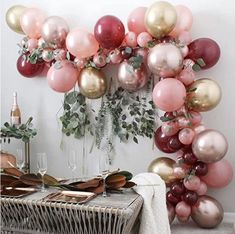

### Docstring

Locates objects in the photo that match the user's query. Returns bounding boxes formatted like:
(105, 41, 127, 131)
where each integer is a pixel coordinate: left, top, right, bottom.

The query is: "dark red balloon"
(168, 135, 183, 151)
(187, 38, 220, 69)
(17, 54, 45, 78)
(183, 191, 198, 205)
(170, 181, 186, 197)
(182, 150, 198, 165)
(193, 161, 208, 176)
(166, 191, 181, 205)
(154, 127, 175, 153)
(94, 15, 125, 49)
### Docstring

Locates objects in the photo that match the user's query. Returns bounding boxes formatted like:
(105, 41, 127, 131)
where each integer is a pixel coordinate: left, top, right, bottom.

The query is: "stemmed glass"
(37, 153, 47, 192)
(16, 149, 24, 171)
(68, 150, 77, 182)
(99, 154, 110, 197)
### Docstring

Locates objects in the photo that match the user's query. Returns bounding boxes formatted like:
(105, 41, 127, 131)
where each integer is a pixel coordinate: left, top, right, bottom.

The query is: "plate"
(42, 190, 96, 204)
(0, 188, 36, 198)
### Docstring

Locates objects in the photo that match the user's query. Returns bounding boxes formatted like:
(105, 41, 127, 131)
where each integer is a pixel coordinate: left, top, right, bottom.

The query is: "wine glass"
(37, 153, 47, 192)
(68, 150, 77, 182)
(16, 149, 24, 171)
(99, 154, 110, 197)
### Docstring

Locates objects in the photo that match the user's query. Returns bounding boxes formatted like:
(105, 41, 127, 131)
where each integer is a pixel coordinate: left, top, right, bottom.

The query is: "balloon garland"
(6, 1, 234, 228)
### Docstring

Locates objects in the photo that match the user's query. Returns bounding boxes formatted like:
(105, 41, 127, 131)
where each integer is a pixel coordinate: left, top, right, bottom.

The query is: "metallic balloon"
(192, 129, 228, 163)
(118, 60, 148, 91)
(191, 195, 224, 228)
(5, 5, 26, 34)
(186, 78, 222, 112)
(42, 49, 54, 62)
(145, 1, 177, 38)
(78, 68, 107, 99)
(147, 43, 183, 77)
(167, 202, 175, 224)
(41, 16, 69, 48)
(148, 157, 178, 185)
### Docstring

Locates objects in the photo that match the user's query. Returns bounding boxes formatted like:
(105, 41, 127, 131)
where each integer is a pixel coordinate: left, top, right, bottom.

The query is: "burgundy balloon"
(187, 38, 220, 69)
(154, 127, 175, 153)
(182, 148, 198, 165)
(193, 161, 208, 176)
(164, 112, 175, 120)
(183, 190, 198, 205)
(166, 191, 181, 205)
(17, 54, 45, 78)
(94, 15, 125, 49)
(170, 181, 186, 197)
(168, 135, 183, 151)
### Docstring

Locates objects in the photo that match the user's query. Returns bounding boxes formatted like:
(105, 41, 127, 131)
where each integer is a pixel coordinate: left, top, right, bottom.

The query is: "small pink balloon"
(27, 38, 38, 51)
(201, 159, 233, 188)
(179, 128, 195, 145)
(54, 49, 66, 61)
(133, 47, 149, 64)
(173, 166, 187, 179)
(176, 116, 192, 129)
(176, 67, 195, 86)
(109, 49, 123, 64)
(66, 28, 99, 58)
(161, 121, 179, 136)
(178, 31, 192, 45)
(93, 53, 107, 68)
(183, 58, 195, 69)
(137, 32, 152, 47)
(196, 181, 208, 195)
(188, 111, 202, 125)
(47, 60, 78, 92)
(180, 45, 189, 57)
(184, 175, 201, 191)
(153, 78, 186, 112)
(176, 201, 191, 217)
(177, 214, 190, 223)
(127, 7, 147, 35)
(20, 8, 47, 39)
(74, 58, 87, 70)
(193, 124, 206, 134)
(125, 32, 138, 47)
(170, 5, 193, 37)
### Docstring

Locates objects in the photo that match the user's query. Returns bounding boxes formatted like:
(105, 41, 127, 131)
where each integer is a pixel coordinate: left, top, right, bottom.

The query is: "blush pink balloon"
(179, 128, 195, 145)
(178, 31, 192, 45)
(47, 60, 78, 92)
(125, 32, 137, 47)
(176, 116, 192, 129)
(196, 181, 208, 195)
(66, 28, 99, 58)
(175, 201, 191, 217)
(153, 78, 186, 112)
(193, 124, 206, 134)
(170, 5, 193, 37)
(184, 175, 201, 191)
(177, 215, 190, 223)
(176, 67, 195, 86)
(180, 45, 189, 58)
(127, 7, 147, 35)
(161, 121, 179, 136)
(189, 111, 202, 125)
(27, 38, 38, 51)
(20, 8, 47, 39)
(137, 32, 152, 47)
(173, 166, 187, 179)
(201, 159, 233, 188)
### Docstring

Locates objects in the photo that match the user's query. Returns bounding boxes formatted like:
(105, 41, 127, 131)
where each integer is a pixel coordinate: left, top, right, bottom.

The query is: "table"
(0, 189, 143, 234)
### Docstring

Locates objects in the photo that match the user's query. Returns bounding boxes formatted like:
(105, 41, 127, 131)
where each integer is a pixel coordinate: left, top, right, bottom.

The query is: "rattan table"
(0, 189, 143, 234)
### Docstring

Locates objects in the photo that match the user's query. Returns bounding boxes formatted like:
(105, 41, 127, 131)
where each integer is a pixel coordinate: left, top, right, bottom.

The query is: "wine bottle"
(10, 92, 21, 126)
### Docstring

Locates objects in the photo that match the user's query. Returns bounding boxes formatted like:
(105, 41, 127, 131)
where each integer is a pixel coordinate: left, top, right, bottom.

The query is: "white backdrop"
(1, 0, 235, 212)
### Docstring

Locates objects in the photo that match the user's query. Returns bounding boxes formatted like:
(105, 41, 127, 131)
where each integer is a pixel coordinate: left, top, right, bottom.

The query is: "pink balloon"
(175, 201, 191, 217)
(161, 121, 179, 136)
(127, 7, 147, 35)
(176, 116, 192, 129)
(201, 159, 233, 188)
(170, 5, 193, 37)
(47, 60, 78, 92)
(179, 128, 195, 145)
(176, 67, 195, 86)
(27, 38, 38, 51)
(196, 181, 208, 195)
(153, 78, 186, 112)
(137, 32, 152, 47)
(125, 32, 137, 47)
(66, 28, 99, 58)
(20, 8, 47, 39)
(173, 166, 187, 179)
(178, 31, 192, 45)
(193, 124, 206, 134)
(189, 111, 202, 125)
(184, 175, 201, 191)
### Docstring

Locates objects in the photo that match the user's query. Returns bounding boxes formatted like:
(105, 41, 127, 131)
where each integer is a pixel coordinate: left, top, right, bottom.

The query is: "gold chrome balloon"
(5, 5, 26, 34)
(186, 78, 222, 112)
(78, 67, 107, 99)
(148, 157, 177, 185)
(145, 1, 177, 38)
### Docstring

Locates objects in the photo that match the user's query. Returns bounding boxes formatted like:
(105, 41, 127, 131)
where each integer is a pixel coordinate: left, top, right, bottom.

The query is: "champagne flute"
(99, 154, 110, 197)
(68, 150, 77, 182)
(37, 153, 47, 192)
(16, 149, 24, 171)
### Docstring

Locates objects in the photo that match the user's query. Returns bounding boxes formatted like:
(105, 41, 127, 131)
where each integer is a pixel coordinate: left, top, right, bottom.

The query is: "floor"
(171, 213, 235, 234)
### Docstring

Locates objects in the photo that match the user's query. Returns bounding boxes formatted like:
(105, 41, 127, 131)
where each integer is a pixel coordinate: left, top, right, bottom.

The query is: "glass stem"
(102, 176, 107, 197)
(42, 175, 45, 191)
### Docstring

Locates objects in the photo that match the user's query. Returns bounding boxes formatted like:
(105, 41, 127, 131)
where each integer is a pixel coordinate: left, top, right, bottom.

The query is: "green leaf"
(133, 136, 138, 144)
(54, 61, 62, 70)
(65, 91, 78, 104)
(197, 58, 206, 67)
(192, 63, 201, 72)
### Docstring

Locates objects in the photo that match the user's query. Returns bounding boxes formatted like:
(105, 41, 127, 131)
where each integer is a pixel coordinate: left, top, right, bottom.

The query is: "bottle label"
(11, 116, 21, 125)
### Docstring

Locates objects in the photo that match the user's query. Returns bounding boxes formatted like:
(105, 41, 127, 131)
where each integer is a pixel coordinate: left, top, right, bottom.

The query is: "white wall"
(1, 0, 234, 212)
